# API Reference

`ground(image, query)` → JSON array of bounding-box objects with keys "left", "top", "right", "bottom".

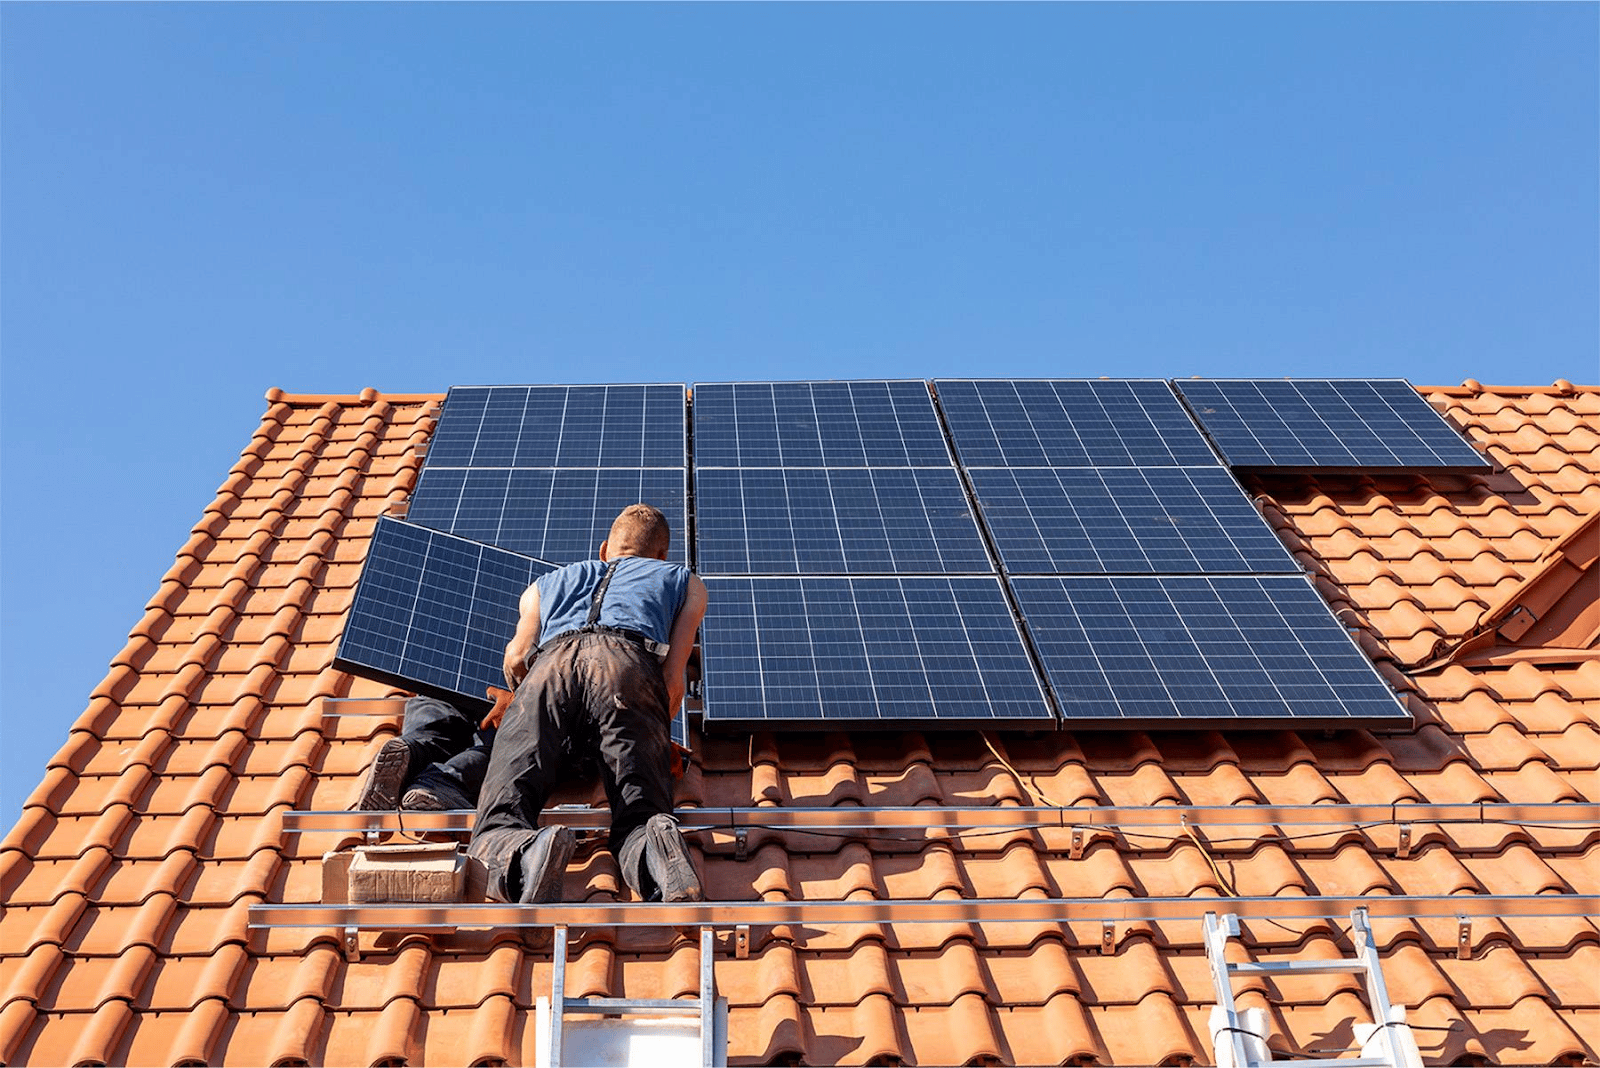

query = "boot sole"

[
  {"left": 355, "top": 739, "right": 411, "bottom": 810},
  {"left": 520, "top": 826, "right": 576, "bottom": 904}
]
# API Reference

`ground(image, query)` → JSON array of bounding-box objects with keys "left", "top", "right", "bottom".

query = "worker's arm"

[
  {"left": 503, "top": 582, "right": 543, "bottom": 689},
  {"left": 660, "top": 575, "right": 708, "bottom": 720}
]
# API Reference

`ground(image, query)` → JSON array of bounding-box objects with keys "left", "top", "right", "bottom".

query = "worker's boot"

[
  {"left": 354, "top": 738, "right": 412, "bottom": 810},
  {"left": 401, "top": 770, "right": 473, "bottom": 811},
  {"left": 470, "top": 825, "right": 575, "bottom": 904},
  {"left": 618, "top": 814, "right": 703, "bottom": 903}
]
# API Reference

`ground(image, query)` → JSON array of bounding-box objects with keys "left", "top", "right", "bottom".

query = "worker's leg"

[
  {"left": 404, "top": 727, "right": 494, "bottom": 810},
  {"left": 581, "top": 636, "right": 699, "bottom": 901},
  {"left": 468, "top": 645, "right": 580, "bottom": 902},
  {"left": 355, "top": 695, "right": 477, "bottom": 809}
]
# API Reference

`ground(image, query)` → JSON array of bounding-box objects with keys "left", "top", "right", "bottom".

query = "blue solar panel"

[
  {"left": 335, "top": 516, "right": 558, "bottom": 712},
  {"left": 937, "top": 379, "right": 1219, "bottom": 468},
  {"left": 968, "top": 466, "right": 1297, "bottom": 575},
  {"left": 337, "top": 516, "right": 692, "bottom": 747},
  {"left": 406, "top": 467, "right": 688, "bottom": 565},
  {"left": 693, "top": 381, "right": 951, "bottom": 468},
  {"left": 426, "top": 384, "right": 686, "bottom": 469},
  {"left": 1011, "top": 575, "right": 1408, "bottom": 725},
  {"left": 1175, "top": 379, "right": 1490, "bottom": 471},
  {"left": 699, "top": 576, "right": 1051, "bottom": 726},
  {"left": 695, "top": 467, "right": 992, "bottom": 575}
]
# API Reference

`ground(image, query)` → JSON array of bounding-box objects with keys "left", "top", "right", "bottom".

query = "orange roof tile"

[{"left": 1, "top": 383, "right": 1597, "bottom": 1066}]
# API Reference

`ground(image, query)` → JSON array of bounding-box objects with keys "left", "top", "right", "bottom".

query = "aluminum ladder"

[
  {"left": 536, "top": 924, "right": 727, "bottom": 1068},
  {"left": 1205, "top": 908, "right": 1423, "bottom": 1068}
]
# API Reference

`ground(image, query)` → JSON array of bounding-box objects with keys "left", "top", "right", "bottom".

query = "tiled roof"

[{"left": 2, "top": 382, "right": 1597, "bottom": 1067}]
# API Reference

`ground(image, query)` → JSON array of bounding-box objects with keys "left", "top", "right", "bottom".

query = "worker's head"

[{"left": 600, "top": 503, "right": 671, "bottom": 562}]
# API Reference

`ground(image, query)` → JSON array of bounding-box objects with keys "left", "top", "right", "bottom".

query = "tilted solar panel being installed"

[
  {"left": 698, "top": 575, "right": 1052, "bottom": 726},
  {"left": 336, "top": 515, "right": 692, "bottom": 748},
  {"left": 1011, "top": 574, "right": 1409, "bottom": 726},
  {"left": 335, "top": 515, "right": 558, "bottom": 714},
  {"left": 1174, "top": 378, "right": 1491, "bottom": 471},
  {"left": 935, "top": 379, "right": 1220, "bottom": 468}
]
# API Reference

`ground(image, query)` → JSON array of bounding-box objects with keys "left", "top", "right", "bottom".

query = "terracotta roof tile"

[{"left": 3, "top": 385, "right": 1597, "bottom": 1066}]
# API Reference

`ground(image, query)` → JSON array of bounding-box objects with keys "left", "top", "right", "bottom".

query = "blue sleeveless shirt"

[{"left": 536, "top": 556, "right": 692, "bottom": 649}]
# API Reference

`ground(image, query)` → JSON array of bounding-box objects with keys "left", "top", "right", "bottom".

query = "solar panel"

[
  {"left": 692, "top": 380, "right": 952, "bottom": 468},
  {"left": 335, "top": 515, "right": 558, "bottom": 714},
  {"left": 337, "top": 516, "right": 692, "bottom": 748},
  {"left": 425, "top": 384, "right": 686, "bottom": 469},
  {"left": 695, "top": 467, "right": 992, "bottom": 575},
  {"left": 699, "top": 576, "right": 1052, "bottom": 726},
  {"left": 1174, "top": 379, "right": 1491, "bottom": 471},
  {"left": 405, "top": 467, "right": 688, "bottom": 565},
  {"left": 936, "top": 379, "right": 1220, "bottom": 468},
  {"left": 1011, "top": 574, "right": 1409, "bottom": 726},
  {"left": 968, "top": 466, "right": 1297, "bottom": 575}
]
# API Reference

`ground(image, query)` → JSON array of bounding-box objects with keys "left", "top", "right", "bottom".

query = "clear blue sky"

[{"left": 2, "top": 4, "right": 1595, "bottom": 830}]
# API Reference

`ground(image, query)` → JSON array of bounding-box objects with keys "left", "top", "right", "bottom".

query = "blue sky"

[{"left": 2, "top": 4, "right": 1595, "bottom": 830}]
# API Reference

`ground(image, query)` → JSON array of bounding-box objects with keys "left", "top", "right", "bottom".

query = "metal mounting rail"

[
  {"left": 280, "top": 801, "right": 1600, "bottom": 837},
  {"left": 248, "top": 893, "right": 1600, "bottom": 931}
]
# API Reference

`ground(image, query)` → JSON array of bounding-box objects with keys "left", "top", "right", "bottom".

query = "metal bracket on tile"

[
  {"left": 1100, "top": 921, "right": 1115, "bottom": 955},
  {"left": 1396, "top": 823, "right": 1413, "bottom": 859},
  {"left": 734, "top": 828, "right": 749, "bottom": 861},
  {"left": 734, "top": 924, "right": 750, "bottom": 959},
  {"left": 344, "top": 925, "right": 360, "bottom": 962},
  {"left": 1069, "top": 826, "right": 1086, "bottom": 860},
  {"left": 1457, "top": 916, "right": 1472, "bottom": 960}
]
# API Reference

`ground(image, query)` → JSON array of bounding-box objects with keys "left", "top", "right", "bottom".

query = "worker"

[
  {"left": 467, "top": 503, "right": 710, "bottom": 905},
  {"left": 353, "top": 694, "right": 492, "bottom": 811}
]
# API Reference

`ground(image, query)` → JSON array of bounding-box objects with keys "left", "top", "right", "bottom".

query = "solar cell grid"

[
  {"left": 1175, "top": 379, "right": 1489, "bottom": 471},
  {"left": 426, "top": 384, "right": 686, "bottom": 469},
  {"left": 695, "top": 466, "right": 991, "bottom": 575},
  {"left": 700, "top": 576, "right": 1051, "bottom": 725},
  {"left": 336, "top": 516, "right": 557, "bottom": 710},
  {"left": 1012, "top": 574, "right": 1408, "bottom": 725},
  {"left": 936, "top": 379, "right": 1220, "bottom": 468},
  {"left": 968, "top": 466, "right": 1297, "bottom": 575},
  {"left": 406, "top": 467, "right": 688, "bottom": 564},
  {"left": 692, "top": 380, "right": 950, "bottom": 468}
]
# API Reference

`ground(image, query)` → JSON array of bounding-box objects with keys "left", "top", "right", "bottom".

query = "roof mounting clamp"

[
  {"left": 1069, "top": 826, "right": 1086, "bottom": 860},
  {"left": 734, "top": 828, "right": 749, "bottom": 861},
  {"left": 734, "top": 925, "right": 750, "bottom": 959},
  {"left": 1457, "top": 917, "right": 1472, "bottom": 960},
  {"left": 1100, "top": 921, "right": 1116, "bottom": 955},
  {"left": 1396, "top": 824, "right": 1413, "bottom": 859},
  {"left": 344, "top": 925, "right": 360, "bottom": 962}
]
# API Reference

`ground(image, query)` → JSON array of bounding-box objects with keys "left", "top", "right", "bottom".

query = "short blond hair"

[{"left": 608, "top": 503, "right": 671, "bottom": 558}]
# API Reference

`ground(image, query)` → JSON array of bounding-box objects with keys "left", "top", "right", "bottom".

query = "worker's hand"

[
  {"left": 481, "top": 686, "right": 514, "bottom": 731},
  {"left": 502, "top": 657, "right": 524, "bottom": 692}
]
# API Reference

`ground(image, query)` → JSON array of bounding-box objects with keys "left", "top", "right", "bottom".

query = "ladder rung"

[
  {"left": 1227, "top": 960, "right": 1367, "bottom": 975},
  {"left": 560, "top": 996, "right": 703, "bottom": 1017}
]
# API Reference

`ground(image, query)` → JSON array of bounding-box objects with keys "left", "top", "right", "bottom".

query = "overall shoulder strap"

[{"left": 586, "top": 559, "right": 622, "bottom": 627}]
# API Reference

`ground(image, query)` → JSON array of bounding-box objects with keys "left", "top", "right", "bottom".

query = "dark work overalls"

[{"left": 467, "top": 560, "right": 677, "bottom": 902}]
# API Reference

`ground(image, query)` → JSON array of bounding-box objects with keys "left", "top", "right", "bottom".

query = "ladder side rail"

[
  {"left": 1349, "top": 908, "right": 1411, "bottom": 1068},
  {"left": 700, "top": 926, "right": 716, "bottom": 1068},
  {"left": 1204, "top": 912, "right": 1255, "bottom": 1068},
  {"left": 548, "top": 924, "right": 568, "bottom": 1068}
]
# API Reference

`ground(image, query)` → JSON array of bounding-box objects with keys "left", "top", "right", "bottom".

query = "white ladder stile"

[
  {"left": 539, "top": 923, "right": 727, "bottom": 1068},
  {"left": 1205, "top": 908, "right": 1423, "bottom": 1068}
]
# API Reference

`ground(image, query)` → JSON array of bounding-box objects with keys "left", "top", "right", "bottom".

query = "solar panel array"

[
  {"left": 337, "top": 378, "right": 1444, "bottom": 736},
  {"left": 410, "top": 385, "right": 689, "bottom": 564},
  {"left": 936, "top": 378, "right": 1408, "bottom": 727},
  {"left": 334, "top": 516, "right": 556, "bottom": 712},
  {"left": 1175, "top": 379, "right": 1491, "bottom": 471},
  {"left": 693, "top": 380, "right": 1051, "bottom": 726}
]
